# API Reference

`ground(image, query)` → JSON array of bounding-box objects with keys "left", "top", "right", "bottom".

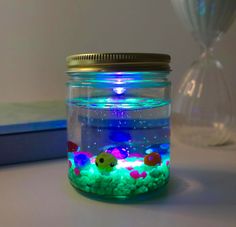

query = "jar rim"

[{"left": 67, "top": 53, "right": 171, "bottom": 73}]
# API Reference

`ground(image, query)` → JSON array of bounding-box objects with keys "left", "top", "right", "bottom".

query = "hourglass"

[{"left": 171, "top": 0, "right": 236, "bottom": 146}]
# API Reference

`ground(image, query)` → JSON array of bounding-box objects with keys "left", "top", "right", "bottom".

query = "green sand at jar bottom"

[{"left": 68, "top": 161, "right": 170, "bottom": 198}]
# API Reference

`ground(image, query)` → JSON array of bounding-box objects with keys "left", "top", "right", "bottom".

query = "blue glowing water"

[
  {"left": 68, "top": 96, "right": 170, "bottom": 158},
  {"left": 70, "top": 96, "right": 170, "bottom": 110}
]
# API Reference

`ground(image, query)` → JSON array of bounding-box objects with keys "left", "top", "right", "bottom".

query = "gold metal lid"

[{"left": 67, "top": 53, "right": 171, "bottom": 72}]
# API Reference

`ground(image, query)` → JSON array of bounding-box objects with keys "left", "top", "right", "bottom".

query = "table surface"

[{"left": 0, "top": 139, "right": 236, "bottom": 227}]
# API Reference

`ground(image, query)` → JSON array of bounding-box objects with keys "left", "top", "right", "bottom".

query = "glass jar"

[{"left": 66, "top": 53, "right": 172, "bottom": 200}]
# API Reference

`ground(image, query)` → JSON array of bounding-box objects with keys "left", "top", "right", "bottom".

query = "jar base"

[{"left": 69, "top": 176, "right": 169, "bottom": 203}]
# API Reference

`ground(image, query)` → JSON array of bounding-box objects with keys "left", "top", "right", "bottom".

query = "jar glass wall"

[{"left": 66, "top": 54, "right": 171, "bottom": 200}]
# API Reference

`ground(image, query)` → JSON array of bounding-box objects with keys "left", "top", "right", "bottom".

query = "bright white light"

[
  {"left": 113, "top": 87, "right": 126, "bottom": 95},
  {"left": 115, "top": 79, "right": 125, "bottom": 85},
  {"left": 116, "top": 159, "right": 143, "bottom": 169}
]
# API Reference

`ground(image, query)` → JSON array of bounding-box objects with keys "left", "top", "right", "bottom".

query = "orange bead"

[{"left": 144, "top": 152, "right": 161, "bottom": 166}]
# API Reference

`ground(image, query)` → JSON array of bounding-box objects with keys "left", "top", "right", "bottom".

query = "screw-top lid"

[{"left": 67, "top": 53, "right": 171, "bottom": 72}]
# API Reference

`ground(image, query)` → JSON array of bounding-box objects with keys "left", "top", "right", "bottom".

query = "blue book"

[{"left": 0, "top": 101, "right": 67, "bottom": 165}]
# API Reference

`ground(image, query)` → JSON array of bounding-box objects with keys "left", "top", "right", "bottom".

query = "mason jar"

[{"left": 66, "top": 53, "right": 171, "bottom": 200}]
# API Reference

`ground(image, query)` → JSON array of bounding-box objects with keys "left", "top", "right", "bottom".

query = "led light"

[
  {"left": 113, "top": 87, "right": 126, "bottom": 94},
  {"left": 115, "top": 79, "right": 125, "bottom": 85},
  {"left": 116, "top": 159, "right": 143, "bottom": 169}
]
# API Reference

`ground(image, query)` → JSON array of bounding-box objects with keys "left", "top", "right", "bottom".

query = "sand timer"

[{"left": 171, "top": 0, "right": 236, "bottom": 146}]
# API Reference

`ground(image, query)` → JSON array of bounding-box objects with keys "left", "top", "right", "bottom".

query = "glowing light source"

[
  {"left": 116, "top": 159, "right": 143, "bottom": 169},
  {"left": 115, "top": 79, "right": 124, "bottom": 85},
  {"left": 113, "top": 87, "right": 126, "bottom": 94}
]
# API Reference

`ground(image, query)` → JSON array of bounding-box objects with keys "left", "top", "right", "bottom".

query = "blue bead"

[
  {"left": 160, "top": 143, "right": 170, "bottom": 150},
  {"left": 109, "top": 131, "right": 131, "bottom": 142},
  {"left": 74, "top": 153, "right": 90, "bottom": 167}
]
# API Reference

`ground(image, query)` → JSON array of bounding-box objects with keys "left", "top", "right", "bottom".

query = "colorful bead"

[
  {"left": 74, "top": 168, "right": 80, "bottom": 176},
  {"left": 95, "top": 152, "right": 117, "bottom": 172},
  {"left": 106, "top": 147, "right": 128, "bottom": 159},
  {"left": 144, "top": 152, "right": 162, "bottom": 166},
  {"left": 74, "top": 152, "right": 90, "bottom": 168},
  {"left": 140, "top": 171, "right": 147, "bottom": 178},
  {"left": 130, "top": 170, "right": 140, "bottom": 179},
  {"left": 109, "top": 131, "right": 131, "bottom": 142},
  {"left": 68, "top": 141, "right": 78, "bottom": 152},
  {"left": 129, "top": 153, "right": 143, "bottom": 158},
  {"left": 68, "top": 160, "right": 72, "bottom": 168}
]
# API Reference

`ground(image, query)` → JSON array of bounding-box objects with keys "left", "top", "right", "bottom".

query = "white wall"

[{"left": 0, "top": 0, "right": 235, "bottom": 106}]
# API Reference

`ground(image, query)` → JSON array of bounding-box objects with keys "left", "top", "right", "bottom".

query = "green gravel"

[{"left": 68, "top": 159, "right": 170, "bottom": 198}]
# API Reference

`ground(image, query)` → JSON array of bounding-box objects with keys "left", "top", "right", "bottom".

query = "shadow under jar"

[{"left": 66, "top": 53, "right": 172, "bottom": 200}]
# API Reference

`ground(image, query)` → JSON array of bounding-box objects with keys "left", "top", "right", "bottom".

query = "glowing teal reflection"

[
  {"left": 71, "top": 97, "right": 170, "bottom": 110},
  {"left": 68, "top": 71, "right": 170, "bottom": 88}
]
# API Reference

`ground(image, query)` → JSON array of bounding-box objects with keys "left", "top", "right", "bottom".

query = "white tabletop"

[{"left": 0, "top": 139, "right": 236, "bottom": 227}]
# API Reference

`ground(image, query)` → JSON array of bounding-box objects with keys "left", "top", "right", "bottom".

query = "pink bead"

[
  {"left": 126, "top": 166, "right": 133, "bottom": 171},
  {"left": 129, "top": 153, "right": 143, "bottom": 158},
  {"left": 140, "top": 171, "right": 147, "bottom": 178},
  {"left": 74, "top": 168, "right": 80, "bottom": 176},
  {"left": 166, "top": 160, "right": 170, "bottom": 166},
  {"left": 130, "top": 170, "right": 140, "bottom": 179},
  {"left": 106, "top": 147, "right": 128, "bottom": 159}
]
